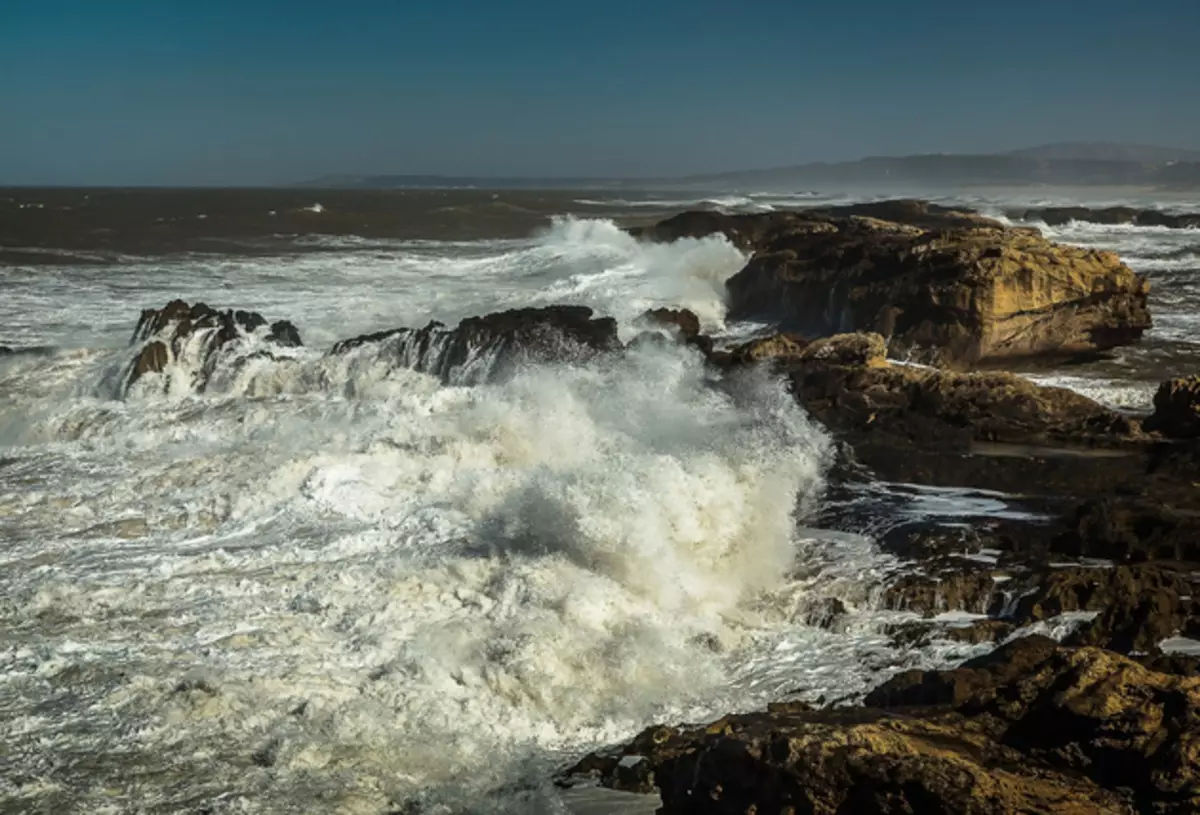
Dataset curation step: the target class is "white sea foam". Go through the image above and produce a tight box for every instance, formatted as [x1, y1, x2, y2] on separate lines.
[0, 217, 746, 350]
[2, 335, 953, 812]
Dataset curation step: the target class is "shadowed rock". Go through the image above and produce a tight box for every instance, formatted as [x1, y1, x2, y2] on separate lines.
[124, 299, 302, 393]
[1145, 376, 1200, 438]
[566, 640, 1200, 813]
[329, 305, 621, 384]
[1015, 206, 1200, 229]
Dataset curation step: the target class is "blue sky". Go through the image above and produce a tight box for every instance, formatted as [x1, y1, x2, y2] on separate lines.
[1, 0, 1197, 185]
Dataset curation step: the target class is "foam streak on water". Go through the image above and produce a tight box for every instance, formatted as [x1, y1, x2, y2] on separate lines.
[4, 195, 1199, 813]
[0, 217, 939, 815]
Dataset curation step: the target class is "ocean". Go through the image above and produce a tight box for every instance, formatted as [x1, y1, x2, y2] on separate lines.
[1, 187, 1197, 813]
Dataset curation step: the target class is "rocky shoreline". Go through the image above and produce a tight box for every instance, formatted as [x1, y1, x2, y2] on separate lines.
[112, 198, 1200, 813]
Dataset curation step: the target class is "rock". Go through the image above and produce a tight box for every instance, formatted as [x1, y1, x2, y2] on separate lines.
[722, 216, 1150, 369]
[637, 308, 701, 338]
[866, 635, 1061, 707]
[887, 618, 1016, 649]
[774, 333, 1138, 451]
[1016, 206, 1200, 230]
[633, 308, 713, 356]
[0, 345, 11, 355]
[884, 566, 1005, 617]
[329, 306, 621, 384]
[124, 300, 302, 392]
[819, 199, 1009, 231]
[1054, 497, 1200, 563]
[1145, 376, 1200, 438]
[628, 210, 821, 251]
[571, 641, 1200, 813]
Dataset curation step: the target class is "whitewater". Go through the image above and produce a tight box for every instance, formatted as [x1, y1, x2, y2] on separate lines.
[1, 203, 1196, 813]
[0, 217, 943, 814]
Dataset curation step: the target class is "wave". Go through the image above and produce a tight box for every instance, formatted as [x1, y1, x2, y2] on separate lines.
[0, 334, 898, 811]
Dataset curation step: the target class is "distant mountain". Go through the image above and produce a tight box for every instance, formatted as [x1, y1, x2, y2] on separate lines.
[297, 143, 1200, 190]
[1007, 142, 1200, 164]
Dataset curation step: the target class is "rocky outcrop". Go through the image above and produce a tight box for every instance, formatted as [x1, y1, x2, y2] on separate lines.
[1054, 496, 1200, 563]
[634, 202, 1152, 368]
[567, 639, 1200, 813]
[329, 305, 620, 385]
[124, 300, 302, 393]
[886, 562, 1199, 654]
[727, 219, 1150, 369]
[1145, 376, 1200, 438]
[758, 332, 1138, 451]
[1014, 206, 1200, 229]
[637, 308, 702, 339]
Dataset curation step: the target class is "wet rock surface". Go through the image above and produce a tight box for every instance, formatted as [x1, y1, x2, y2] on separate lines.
[1013, 205, 1200, 229]
[329, 305, 621, 384]
[1146, 376, 1200, 439]
[124, 299, 302, 393]
[635, 201, 1152, 369]
[567, 640, 1200, 813]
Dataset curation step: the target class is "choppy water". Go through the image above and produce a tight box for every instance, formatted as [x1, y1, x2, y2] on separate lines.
[1, 189, 1197, 813]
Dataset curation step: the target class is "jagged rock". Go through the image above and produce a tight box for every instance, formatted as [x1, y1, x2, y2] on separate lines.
[1145, 376, 1200, 438]
[769, 332, 1138, 450]
[633, 308, 713, 356]
[1016, 206, 1200, 229]
[726, 218, 1150, 369]
[887, 618, 1016, 649]
[884, 566, 1004, 617]
[1054, 496, 1200, 563]
[637, 308, 701, 338]
[569, 640, 1200, 813]
[819, 199, 1010, 231]
[629, 200, 1007, 248]
[124, 300, 302, 392]
[329, 306, 620, 384]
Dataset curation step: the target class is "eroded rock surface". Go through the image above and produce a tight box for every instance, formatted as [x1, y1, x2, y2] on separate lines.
[329, 305, 621, 384]
[567, 639, 1200, 814]
[124, 299, 302, 393]
[634, 201, 1152, 369]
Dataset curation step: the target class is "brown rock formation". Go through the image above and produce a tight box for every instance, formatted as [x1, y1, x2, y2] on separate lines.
[567, 639, 1200, 813]
[633, 201, 1152, 369]
[725, 219, 1150, 369]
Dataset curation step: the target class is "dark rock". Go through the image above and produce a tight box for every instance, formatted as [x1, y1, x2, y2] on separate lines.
[1054, 497, 1200, 563]
[637, 308, 701, 338]
[329, 306, 620, 384]
[633, 307, 713, 356]
[572, 642, 1200, 813]
[1016, 206, 1200, 230]
[887, 618, 1016, 649]
[884, 566, 1005, 617]
[866, 635, 1059, 707]
[124, 300, 302, 393]
[1145, 376, 1200, 438]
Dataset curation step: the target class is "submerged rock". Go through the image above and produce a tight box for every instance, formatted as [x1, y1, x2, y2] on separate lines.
[568, 640, 1200, 813]
[636, 201, 1152, 369]
[123, 299, 302, 393]
[329, 305, 621, 384]
[1145, 376, 1200, 438]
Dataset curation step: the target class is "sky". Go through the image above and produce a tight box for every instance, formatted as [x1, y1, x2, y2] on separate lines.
[1, 0, 1198, 185]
